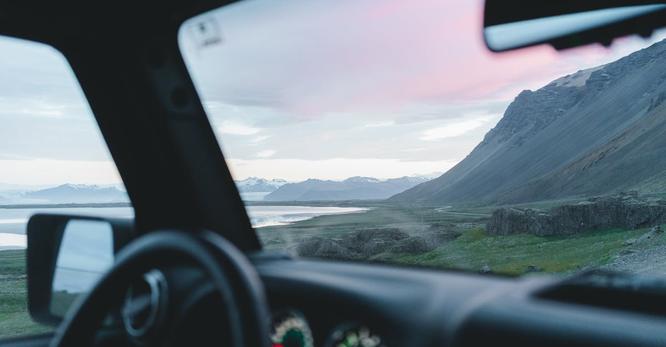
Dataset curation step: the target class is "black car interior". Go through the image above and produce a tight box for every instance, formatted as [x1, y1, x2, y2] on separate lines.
[2, 1, 666, 347]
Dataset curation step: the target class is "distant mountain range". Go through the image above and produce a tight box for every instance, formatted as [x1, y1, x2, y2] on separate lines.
[234, 177, 289, 201]
[0, 174, 435, 205]
[235, 177, 288, 193]
[392, 39, 666, 206]
[0, 184, 128, 205]
[263, 176, 432, 201]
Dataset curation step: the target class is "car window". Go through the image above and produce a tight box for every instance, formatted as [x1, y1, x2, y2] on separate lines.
[0, 36, 133, 338]
[179, 0, 666, 278]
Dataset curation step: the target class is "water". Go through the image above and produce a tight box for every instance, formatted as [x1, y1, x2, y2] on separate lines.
[0, 207, 133, 250]
[247, 205, 367, 227]
[0, 205, 366, 249]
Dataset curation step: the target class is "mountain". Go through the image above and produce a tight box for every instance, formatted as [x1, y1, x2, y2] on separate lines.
[20, 184, 128, 204]
[235, 177, 288, 193]
[392, 39, 666, 205]
[264, 176, 431, 201]
[234, 177, 288, 201]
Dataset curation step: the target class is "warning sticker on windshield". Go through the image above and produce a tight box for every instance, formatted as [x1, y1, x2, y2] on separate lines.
[188, 17, 223, 49]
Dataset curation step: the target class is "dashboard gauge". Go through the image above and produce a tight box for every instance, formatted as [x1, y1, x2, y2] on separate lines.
[271, 310, 314, 347]
[325, 324, 386, 347]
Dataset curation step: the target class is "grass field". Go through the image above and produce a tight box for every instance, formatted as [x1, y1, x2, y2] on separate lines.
[258, 205, 664, 276]
[0, 250, 51, 339]
[394, 227, 650, 275]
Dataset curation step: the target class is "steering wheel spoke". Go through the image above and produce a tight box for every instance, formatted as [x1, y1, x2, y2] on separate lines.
[51, 231, 271, 347]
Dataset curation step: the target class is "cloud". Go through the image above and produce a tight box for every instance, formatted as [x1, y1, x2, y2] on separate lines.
[250, 135, 271, 143]
[256, 150, 276, 158]
[400, 147, 427, 153]
[363, 121, 395, 128]
[420, 116, 493, 141]
[0, 159, 122, 185]
[216, 120, 261, 136]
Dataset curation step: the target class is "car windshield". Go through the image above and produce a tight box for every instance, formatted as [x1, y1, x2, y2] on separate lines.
[179, 0, 666, 277]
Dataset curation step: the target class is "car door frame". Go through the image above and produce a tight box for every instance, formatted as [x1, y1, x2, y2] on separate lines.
[0, 2, 258, 345]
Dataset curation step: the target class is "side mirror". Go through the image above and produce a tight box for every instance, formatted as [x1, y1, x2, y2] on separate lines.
[483, 0, 666, 52]
[27, 214, 133, 326]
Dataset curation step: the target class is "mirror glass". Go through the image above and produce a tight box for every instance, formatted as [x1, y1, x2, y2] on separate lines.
[485, 4, 666, 51]
[50, 219, 114, 317]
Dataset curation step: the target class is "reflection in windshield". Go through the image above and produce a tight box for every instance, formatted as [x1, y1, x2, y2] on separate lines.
[485, 4, 666, 51]
[180, 0, 666, 276]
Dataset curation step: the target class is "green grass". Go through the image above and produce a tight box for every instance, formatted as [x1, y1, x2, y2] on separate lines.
[259, 205, 657, 276]
[0, 250, 52, 339]
[259, 203, 662, 276]
[395, 227, 648, 275]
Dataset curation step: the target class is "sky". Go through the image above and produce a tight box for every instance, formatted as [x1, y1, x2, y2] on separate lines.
[179, 0, 666, 181]
[0, 37, 121, 186]
[0, 0, 664, 186]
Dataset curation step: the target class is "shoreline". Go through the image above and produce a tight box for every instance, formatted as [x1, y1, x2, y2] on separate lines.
[0, 204, 372, 250]
[253, 207, 370, 228]
[0, 233, 26, 250]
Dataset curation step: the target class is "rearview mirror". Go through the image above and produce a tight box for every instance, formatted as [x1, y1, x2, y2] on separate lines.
[49, 220, 115, 317]
[27, 214, 133, 325]
[484, 1, 666, 52]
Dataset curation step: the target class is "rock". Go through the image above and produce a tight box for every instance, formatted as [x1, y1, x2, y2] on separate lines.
[487, 194, 666, 236]
[389, 236, 436, 254]
[651, 225, 663, 233]
[297, 227, 455, 260]
[525, 265, 543, 273]
[486, 208, 551, 235]
[636, 229, 662, 244]
[480, 265, 492, 274]
[296, 237, 360, 260]
[624, 239, 637, 246]
[340, 228, 409, 256]
[427, 222, 457, 232]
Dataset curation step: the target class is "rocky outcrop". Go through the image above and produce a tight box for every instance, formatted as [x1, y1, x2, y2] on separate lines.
[296, 237, 360, 259]
[486, 207, 552, 235]
[487, 193, 666, 236]
[296, 227, 456, 260]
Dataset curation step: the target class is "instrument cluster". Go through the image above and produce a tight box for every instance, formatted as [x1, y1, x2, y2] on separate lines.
[270, 309, 385, 347]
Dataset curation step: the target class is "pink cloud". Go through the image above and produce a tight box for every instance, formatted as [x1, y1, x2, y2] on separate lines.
[195, 0, 662, 118]
[274, 0, 563, 114]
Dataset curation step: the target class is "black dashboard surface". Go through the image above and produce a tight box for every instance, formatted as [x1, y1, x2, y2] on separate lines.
[8, 253, 666, 347]
[252, 253, 666, 347]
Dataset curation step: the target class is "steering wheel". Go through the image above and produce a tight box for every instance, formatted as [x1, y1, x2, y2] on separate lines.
[50, 230, 271, 347]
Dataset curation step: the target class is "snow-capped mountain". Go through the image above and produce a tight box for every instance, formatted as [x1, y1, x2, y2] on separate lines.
[234, 177, 288, 193]
[264, 175, 433, 201]
[234, 177, 289, 201]
[11, 184, 128, 204]
[343, 176, 382, 184]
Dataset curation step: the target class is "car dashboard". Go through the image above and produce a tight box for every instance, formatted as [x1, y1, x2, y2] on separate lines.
[253, 253, 666, 347]
[18, 251, 666, 347]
